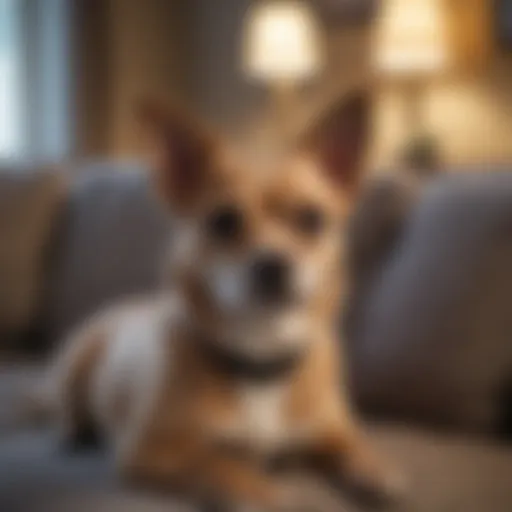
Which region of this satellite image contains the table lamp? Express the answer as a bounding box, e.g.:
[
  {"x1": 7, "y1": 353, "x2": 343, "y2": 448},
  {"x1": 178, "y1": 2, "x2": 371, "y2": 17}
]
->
[
  {"x1": 373, "y1": 0, "x2": 450, "y2": 170},
  {"x1": 242, "y1": 0, "x2": 323, "y2": 140}
]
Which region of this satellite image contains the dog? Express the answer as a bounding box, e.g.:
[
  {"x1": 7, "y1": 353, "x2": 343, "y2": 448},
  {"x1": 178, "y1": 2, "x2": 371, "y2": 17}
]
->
[{"x1": 47, "y1": 92, "x2": 403, "y2": 511}]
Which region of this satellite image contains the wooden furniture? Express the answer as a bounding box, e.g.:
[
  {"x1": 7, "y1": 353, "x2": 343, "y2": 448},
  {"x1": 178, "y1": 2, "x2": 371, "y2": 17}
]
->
[{"x1": 445, "y1": 0, "x2": 495, "y2": 72}]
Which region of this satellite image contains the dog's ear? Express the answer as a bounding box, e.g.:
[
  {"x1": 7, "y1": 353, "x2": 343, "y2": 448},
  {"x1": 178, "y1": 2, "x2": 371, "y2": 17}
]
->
[
  {"x1": 136, "y1": 98, "x2": 216, "y2": 212},
  {"x1": 301, "y1": 92, "x2": 370, "y2": 196}
]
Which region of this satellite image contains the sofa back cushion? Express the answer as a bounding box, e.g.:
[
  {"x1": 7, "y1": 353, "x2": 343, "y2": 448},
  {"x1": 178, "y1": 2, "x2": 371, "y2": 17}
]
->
[
  {"x1": 0, "y1": 166, "x2": 65, "y2": 347},
  {"x1": 349, "y1": 171, "x2": 512, "y2": 433},
  {"x1": 43, "y1": 163, "x2": 169, "y2": 345}
]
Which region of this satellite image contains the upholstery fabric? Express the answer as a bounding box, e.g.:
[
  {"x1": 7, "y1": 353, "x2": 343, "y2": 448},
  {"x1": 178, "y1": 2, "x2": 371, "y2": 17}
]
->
[
  {"x1": 350, "y1": 171, "x2": 512, "y2": 432},
  {"x1": 0, "y1": 166, "x2": 66, "y2": 346},
  {"x1": 0, "y1": 422, "x2": 511, "y2": 512},
  {"x1": 43, "y1": 163, "x2": 170, "y2": 345},
  {"x1": 1, "y1": 165, "x2": 512, "y2": 510}
]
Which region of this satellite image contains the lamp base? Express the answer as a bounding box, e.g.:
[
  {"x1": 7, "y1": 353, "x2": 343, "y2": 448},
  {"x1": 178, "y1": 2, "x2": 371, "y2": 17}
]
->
[{"x1": 399, "y1": 131, "x2": 442, "y2": 176}]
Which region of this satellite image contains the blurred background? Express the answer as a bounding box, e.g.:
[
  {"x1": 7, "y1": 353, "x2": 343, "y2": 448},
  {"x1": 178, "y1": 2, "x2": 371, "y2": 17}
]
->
[
  {"x1": 0, "y1": 1, "x2": 511, "y2": 512},
  {"x1": 0, "y1": 0, "x2": 511, "y2": 167}
]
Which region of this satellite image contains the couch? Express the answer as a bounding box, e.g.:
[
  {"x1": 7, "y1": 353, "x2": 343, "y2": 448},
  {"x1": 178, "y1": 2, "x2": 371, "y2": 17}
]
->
[{"x1": 0, "y1": 163, "x2": 511, "y2": 512}]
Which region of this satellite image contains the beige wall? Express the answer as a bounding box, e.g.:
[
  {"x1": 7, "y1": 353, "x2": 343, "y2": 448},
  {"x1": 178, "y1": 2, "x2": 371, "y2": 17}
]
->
[
  {"x1": 106, "y1": 0, "x2": 185, "y2": 156},
  {"x1": 181, "y1": 0, "x2": 263, "y2": 134},
  {"x1": 180, "y1": 0, "x2": 512, "y2": 169},
  {"x1": 180, "y1": 0, "x2": 373, "y2": 149},
  {"x1": 373, "y1": 57, "x2": 512, "y2": 168},
  {"x1": 424, "y1": 59, "x2": 512, "y2": 166},
  {"x1": 97, "y1": 0, "x2": 512, "y2": 168}
]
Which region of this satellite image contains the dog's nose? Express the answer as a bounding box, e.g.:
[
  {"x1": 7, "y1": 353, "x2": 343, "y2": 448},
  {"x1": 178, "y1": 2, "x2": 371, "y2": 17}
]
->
[{"x1": 251, "y1": 253, "x2": 291, "y2": 301}]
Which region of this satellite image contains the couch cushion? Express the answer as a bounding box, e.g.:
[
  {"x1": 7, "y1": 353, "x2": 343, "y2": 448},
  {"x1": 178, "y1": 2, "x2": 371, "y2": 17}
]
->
[
  {"x1": 345, "y1": 172, "x2": 422, "y2": 342},
  {"x1": 0, "y1": 360, "x2": 42, "y2": 434},
  {"x1": 0, "y1": 166, "x2": 66, "y2": 347},
  {"x1": 350, "y1": 171, "x2": 512, "y2": 432},
  {"x1": 0, "y1": 423, "x2": 510, "y2": 512},
  {"x1": 1, "y1": 363, "x2": 511, "y2": 512},
  {"x1": 43, "y1": 163, "x2": 169, "y2": 345}
]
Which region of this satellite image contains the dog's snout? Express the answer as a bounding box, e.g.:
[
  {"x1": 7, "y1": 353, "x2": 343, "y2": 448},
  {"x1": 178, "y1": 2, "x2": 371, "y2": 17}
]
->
[
  {"x1": 254, "y1": 254, "x2": 288, "y2": 284},
  {"x1": 251, "y1": 253, "x2": 291, "y2": 302}
]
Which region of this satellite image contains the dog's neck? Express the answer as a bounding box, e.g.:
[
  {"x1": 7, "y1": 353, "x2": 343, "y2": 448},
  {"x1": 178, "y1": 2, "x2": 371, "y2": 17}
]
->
[
  {"x1": 192, "y1": 332, "x2": 306, "y2": 384},
  {"x1": 173, "y1": 287, "x2": 310, "y2": 383}
]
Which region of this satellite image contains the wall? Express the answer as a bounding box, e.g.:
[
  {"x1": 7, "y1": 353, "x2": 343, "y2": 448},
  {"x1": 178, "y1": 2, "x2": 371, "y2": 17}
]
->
[
  {"x1": 372, "y1": 0, "x2": 512, "y2": 168},
  {"x1": 73, "y1": 0, "x2": 111, "y2": 157},
  {"x1": 73, "y1": 0, "x2": 187, "y2": 158},
  {"x1": 87, "y1": 0, "x2": 512, "y2": 168},
  {"x1": 180, "y1": 0, "x2": 512, "y2": 169},
  {"x1": 373, "y1": 56, "x2": 512, "y2": 168},
  {"x1": 180, "y1": 0, "x2": 263, "y2": 135},
  {"x1": 180, "y1": 0, "x2": 372, "y2": 140},
  {"x1": 426, "y1": 57, "x2": 512, "y2": 166},
  {"x1": 106, "y1": 0, "x2": 185, "y2": 157}
]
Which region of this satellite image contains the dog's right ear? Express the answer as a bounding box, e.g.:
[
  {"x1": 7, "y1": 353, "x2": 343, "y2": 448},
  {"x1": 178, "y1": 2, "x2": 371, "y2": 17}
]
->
[
  {"x1": 299, "y1": 91, "x2": 370, "y2": 199},
  {"x1": 136, "y1": 98, "x2": 216, "y2": 213}
]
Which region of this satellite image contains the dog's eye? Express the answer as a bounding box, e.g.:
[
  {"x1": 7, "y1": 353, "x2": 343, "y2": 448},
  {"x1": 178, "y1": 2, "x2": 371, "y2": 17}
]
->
[
  {"x1": 294, "y1": 206, "x2": 325, "y2": 236},
  {"x1": 206, "y1": 205, "x2": 243, "y2": 241}
]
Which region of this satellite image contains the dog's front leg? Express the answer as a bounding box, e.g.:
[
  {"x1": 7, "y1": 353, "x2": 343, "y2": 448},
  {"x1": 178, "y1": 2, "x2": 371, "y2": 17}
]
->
[
  {"x1": 121, "y1": 438, "x2": 316, "y2": 512},
  {"x1": 308, "y1": 422, "x2": 406, "y2": 505}
]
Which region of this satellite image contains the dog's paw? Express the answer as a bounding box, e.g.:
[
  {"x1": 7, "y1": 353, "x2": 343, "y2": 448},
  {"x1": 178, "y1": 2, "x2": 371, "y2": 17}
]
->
[
  {"x1": 275, "y1": 476, "x2": 340, "y2": 512},
  {"x1": 342, "y1": 453, "x2": 408, "y2": 506},
  {"x1": 200, "y1": 484, "x2": 309, "y2": 512},
  {"x1": 203, "y1": 476, "x2": 337, "y2": 512}
]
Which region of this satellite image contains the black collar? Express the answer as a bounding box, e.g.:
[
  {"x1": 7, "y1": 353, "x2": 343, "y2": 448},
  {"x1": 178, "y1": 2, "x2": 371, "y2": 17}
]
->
[{"x1": 195, "y1": 336, "x2": 305, "y2": 383}]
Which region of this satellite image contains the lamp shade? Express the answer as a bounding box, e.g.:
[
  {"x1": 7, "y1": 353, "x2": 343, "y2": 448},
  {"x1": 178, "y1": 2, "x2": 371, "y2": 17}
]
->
[
  {"x1": 374, "y1": 0, "x2": 449, "y2": 76},
  {"x1": 242, "y1": 1, "x2": 322, "y2": 84}
]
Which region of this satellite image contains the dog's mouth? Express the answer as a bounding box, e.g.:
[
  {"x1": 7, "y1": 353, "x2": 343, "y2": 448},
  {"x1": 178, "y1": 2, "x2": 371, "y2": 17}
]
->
[
  {"x1": 251, "y1": 281, "x2": 301, "y2": 309},
  {"x1": 195, "y1": 258, "x2": 315, "y2": 362},
  {"x1": 213, "y1": 306, "x2": 311, "y2": 363}
]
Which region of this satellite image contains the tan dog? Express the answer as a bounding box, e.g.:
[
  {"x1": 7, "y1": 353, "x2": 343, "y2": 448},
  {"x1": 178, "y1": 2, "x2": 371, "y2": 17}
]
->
[{"x1": 48, "y1": 93, "x2": 402, "y2": 511}]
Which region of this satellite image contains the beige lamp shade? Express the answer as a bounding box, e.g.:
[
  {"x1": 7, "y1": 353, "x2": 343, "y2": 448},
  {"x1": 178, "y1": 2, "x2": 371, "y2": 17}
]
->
[
  {"x1": 242, "y1": 1, "x2": 323, "y2": 84},
  {"x1": 374, "y1": 0, "x2": 449, "y2": 77}
]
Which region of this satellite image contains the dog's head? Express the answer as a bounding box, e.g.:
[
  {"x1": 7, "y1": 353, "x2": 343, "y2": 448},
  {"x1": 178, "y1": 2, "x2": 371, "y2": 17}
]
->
[{"x1": 139, "y1": 94, "x2": 369, "y2": 361}]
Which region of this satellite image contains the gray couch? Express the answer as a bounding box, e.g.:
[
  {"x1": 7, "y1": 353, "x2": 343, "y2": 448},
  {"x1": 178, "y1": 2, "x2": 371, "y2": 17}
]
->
[{"x1": 0, "y1": 163, "x2": 511, "y2": 512}]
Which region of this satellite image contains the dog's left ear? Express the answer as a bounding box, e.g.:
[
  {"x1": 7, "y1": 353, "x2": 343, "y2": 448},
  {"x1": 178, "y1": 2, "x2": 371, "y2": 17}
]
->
[
  {"x1": 301, "y1": 92, "x2": 370, "y2": 196},
  {"x1": 136, "y1": 97, "x2": 217, "y2": 213}
]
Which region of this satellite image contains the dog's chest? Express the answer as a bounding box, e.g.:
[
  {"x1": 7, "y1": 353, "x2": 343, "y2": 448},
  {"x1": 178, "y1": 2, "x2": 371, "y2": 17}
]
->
[{"x1": 218, "y1": 381, "x2": 305, "y2": 453}]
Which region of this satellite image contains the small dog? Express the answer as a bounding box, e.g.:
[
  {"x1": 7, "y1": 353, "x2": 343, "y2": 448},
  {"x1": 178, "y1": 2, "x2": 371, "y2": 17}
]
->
[{"x1": 48, "y1": 93, "x2": 403, "y2": 510}]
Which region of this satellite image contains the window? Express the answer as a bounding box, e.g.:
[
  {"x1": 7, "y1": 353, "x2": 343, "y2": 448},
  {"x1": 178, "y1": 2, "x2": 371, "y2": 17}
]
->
[
  {"x1": 0, "y1": 0, "x2": 71, "y2": 163},
  {"x1": 0, "y1": 0, "x2": 23, "y2": 159}
]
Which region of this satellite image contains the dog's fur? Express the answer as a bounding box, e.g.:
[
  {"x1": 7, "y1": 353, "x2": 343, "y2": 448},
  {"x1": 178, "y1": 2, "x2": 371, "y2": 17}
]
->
[{"x1": 47, "y1": 94, "x2": 402, "y2": 511}]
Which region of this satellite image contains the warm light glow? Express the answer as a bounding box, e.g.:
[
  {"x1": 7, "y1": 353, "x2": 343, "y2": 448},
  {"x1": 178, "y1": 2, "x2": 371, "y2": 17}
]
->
[
  {"x1": 242, "y1": 1, "x2": 322, "y2": 84},
  {"x1": 374, "y1": 0, "x2": 449, "y2": 76}
]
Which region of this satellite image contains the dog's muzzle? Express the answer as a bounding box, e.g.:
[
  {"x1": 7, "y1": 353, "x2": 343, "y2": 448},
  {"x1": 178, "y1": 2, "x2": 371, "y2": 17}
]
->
[{"x1": 250, "y1": 252, "x2": 292, "y2": 304}]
